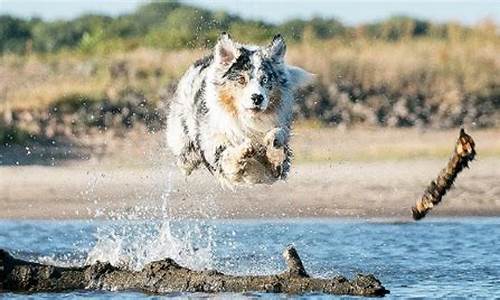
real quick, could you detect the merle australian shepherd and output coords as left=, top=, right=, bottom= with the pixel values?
left=167, top=33, right=313, bottom=186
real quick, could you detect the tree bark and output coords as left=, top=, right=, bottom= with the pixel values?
left=412, top=128, right=476, bottom=220
left=0, top=247, right=388, bottom=296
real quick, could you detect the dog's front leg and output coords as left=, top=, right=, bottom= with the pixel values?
left=264, top=127, right=288, bottom=149
left=264, top=127, right=291, bottom=179
left=215, top=141, right=276, bottom=185
left=215, top=141, right=255, bottom=185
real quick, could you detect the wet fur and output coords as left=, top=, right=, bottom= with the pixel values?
left=167, top=33, right=312, bottom=186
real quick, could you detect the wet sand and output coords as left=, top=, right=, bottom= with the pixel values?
left=1, top=128, right=499, bottom=220
left=1, top=158, right=499, bottom=220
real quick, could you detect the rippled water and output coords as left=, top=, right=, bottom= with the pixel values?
left=1, top=218, right=499, bottom=299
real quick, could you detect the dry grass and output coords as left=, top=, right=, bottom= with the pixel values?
left=288, top=37, right=500, bottom=100
left=286, top=35, right=500, bottom=127
left=291, top=126, right=500, bottom=162
left=0, top=48, right=203, bottom=110
left=1, top=33, right=499, bottom=127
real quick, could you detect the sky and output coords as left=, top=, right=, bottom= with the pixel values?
left=0, top=0, right=499, bottom=25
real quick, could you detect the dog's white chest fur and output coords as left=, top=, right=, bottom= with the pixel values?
left=166, top=33, right=312, bottom=186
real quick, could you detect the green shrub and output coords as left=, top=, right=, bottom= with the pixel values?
left=0, top=15, right=32, bottom=53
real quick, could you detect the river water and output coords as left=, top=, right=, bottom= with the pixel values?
left=1, top=218, right=499, bottom=299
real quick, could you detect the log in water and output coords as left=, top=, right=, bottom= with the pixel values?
left=0, top=246, right=388, bottom=296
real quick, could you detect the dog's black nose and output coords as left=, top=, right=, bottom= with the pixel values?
left=251, top=94, right=264, bottom=106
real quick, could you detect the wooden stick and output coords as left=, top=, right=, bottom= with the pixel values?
left=0, top=247, right=388, bottom=296
left=412, top=128, right=476, bottom=220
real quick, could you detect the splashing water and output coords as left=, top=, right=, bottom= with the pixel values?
left=84, top=168, right=218, bottom=271
left=85, top=220, right=215, bottom=271
left=4, top=218, right=500, bottom=298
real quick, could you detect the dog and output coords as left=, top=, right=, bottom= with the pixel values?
left=167, top=32, right=312, bottom=186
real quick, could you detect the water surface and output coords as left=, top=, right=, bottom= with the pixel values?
left=1, top=218, right=499, bottom=299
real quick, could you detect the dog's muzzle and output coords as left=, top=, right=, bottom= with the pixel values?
left=251, top=94, right=264, bottom=106
left=249, top=94, right=265, bottom=112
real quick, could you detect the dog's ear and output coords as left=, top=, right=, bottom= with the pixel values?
left=287, top=66, right=315, bottom=90
left=267, top=34, right=286, bottom=61
left=215, top=32, right=238, bottom=66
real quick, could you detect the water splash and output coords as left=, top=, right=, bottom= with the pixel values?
left=85, top=170, right=218, bottom=271
left=85, top=220, right=215, bottom=271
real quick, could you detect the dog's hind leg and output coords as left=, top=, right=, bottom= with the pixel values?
left=166, top=115, right=201, bottom=176
left=177, top=142, right=202, bottom=176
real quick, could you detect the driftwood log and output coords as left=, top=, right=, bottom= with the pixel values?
left=0, top=246, right=388, bottom=296
left=412, top=128, right=476, bottom=220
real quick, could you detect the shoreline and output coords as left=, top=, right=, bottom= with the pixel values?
left=2, top=215, right=500, bottom=222
left=2, top=128, right=499, bottom=220
left=2, top=157, right=499, bottom=220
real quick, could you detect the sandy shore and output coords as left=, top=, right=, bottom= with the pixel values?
left=1, top=128, right=499, bottom=220
left=1, top=158, right=499, bottom=220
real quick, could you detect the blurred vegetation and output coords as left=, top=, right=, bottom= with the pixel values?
left=1, top=1, right=500, bottom=146
left=3, top=1, right=495, bottom=54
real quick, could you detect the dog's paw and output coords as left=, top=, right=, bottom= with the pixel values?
left=176, top=151, right=201, bottom=176
left=238, top=141, right=257, bottom=160
left=264, top=128, right=287, bottom=149
left=263, top=129, right=286, bottom=173
left=241, top=158, right=277, bottom=184
left=218, top=141, right=256, bottom=183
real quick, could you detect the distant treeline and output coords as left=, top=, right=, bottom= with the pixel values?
left=0, top=1, right=490, bottom=54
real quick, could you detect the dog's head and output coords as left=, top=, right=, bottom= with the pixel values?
left=211, top=33, right=312, bottom=118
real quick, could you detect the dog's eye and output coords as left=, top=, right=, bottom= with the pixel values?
left=261, top=76, right=268, bottom=85
left=237, top=76, right=246, bottom=85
